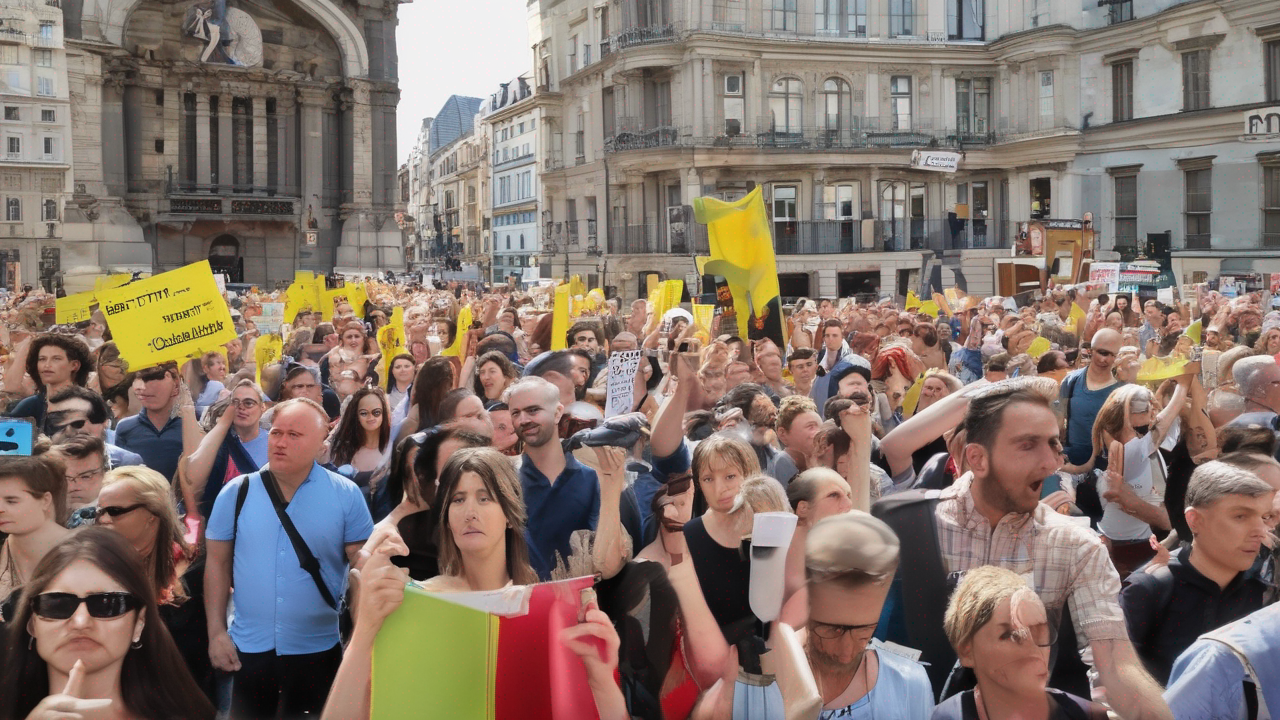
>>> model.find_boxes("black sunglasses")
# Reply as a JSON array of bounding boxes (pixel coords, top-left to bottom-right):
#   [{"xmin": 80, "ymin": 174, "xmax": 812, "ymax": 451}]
[
  {"xmin": 45, "ymin": 418, "xmax": 87, "ymax": 435},
  {"xmin": 92, "ymin": 503, "xmax": 146, "ymax": 519},
  {"xmin": 33, "ymin": 592, "xmax": 142, "ymax": 620}
]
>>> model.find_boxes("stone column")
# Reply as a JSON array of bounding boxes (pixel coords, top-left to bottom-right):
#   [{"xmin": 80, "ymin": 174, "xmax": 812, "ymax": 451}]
[
  {"xmin": 101, "ymin": 80, "xmax": 127, "ymax": 197},
  {"xmin": 278, "ymin": 95, "xmax": 294, "ymax": 195},
  {"xmin": 218, "ymin": 97, "xmax": 233, "ymax": 191},
  {"xmin": 196, "ymin": 94, "xmax": 211, "ymax": 185},
  {"xmin": 252, "ymin": 95, "xmax": 268, "ymax": 189},
  {"xmin": 337, "ymin": 78, "xmax": 404, "ymax": 273},
  {"xmin": 297, "ymin": 85, "xmax": 326, "ymax": 224}
]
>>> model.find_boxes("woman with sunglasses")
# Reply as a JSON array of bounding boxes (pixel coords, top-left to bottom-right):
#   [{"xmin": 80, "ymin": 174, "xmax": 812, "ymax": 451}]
[
  {"xmin": 934, "ymin": 565, "xmax": 1107, "ymax": 720},
  {"xmin": 0, "ymin": 450, "xmax": 71, "ymax": 613},
  {"xmin": 329, "ymin": 387, "xmax": 392, "ymax": 479},
  {"xmin": 0, "ymin": 527, "xmax": 215, "ymax": 720},
  {"xmin": 94, "ymin": 465, "xmax": 213, "ymax": 697}
]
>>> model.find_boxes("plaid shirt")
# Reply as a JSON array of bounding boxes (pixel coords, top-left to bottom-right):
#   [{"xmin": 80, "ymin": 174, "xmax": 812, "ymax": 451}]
[{"xmin": 936, "ymin": 472, "xmax": 1129, "ymax": 647}]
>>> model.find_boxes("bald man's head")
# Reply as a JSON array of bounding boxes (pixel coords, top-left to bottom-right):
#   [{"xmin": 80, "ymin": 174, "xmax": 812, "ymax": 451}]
[
  {"xmin": 268, "ymin": 398, "xmax": 331, "ymax": 478},
  {"xmin": 1090, "ymin": 328, "xmax": 1122, "ymax": 375}
]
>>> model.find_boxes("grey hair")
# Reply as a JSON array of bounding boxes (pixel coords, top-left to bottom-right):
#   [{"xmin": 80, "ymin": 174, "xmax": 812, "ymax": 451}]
[
  {"xmin": 1207, "ymin": 389, "xmax": 1246, "ymax": 413},
  {"xmin": 1233, "ymin": 355, "xmax": 1279, "ymax": 400},
  {"xmin": 805, "ymin": 510, "xmax": 900, "ymax": 587},
  {"xmin": 1185, "ymin": 460, "xmax": 1276, "ymax": 509}
]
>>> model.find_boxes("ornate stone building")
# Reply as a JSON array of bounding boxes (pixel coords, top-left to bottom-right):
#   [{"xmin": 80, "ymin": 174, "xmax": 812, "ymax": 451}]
[{"xmin": 57, "ymin": 0, "xmax": 404, "ymax": 289}]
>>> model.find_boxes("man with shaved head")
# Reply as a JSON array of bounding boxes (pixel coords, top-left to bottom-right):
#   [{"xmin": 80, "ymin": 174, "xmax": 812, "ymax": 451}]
[
  {"xmin": 1062, "ymin": 327, "xmax": 1126, "ymax": 468},
  {"xmin": 204, "ymin": 397, "xmax": 374, "ymax": 717}
]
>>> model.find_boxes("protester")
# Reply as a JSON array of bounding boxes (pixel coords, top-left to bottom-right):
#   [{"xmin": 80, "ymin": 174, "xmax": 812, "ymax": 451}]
[
  {"xmin": 56, "ymin": 435, "xmax": 106, "ymax": 528},
  {"xmin": 1061, "ymin": 328, "xmax": 1124, "ymax": 468},
  {"xmin": 936, "ymin": 565, "xmax": 1108, "ymax": 720},
  {"xmin": 114, "ymin": 362, "xmax": 186, "ymax": 481},
  {"xmin": 329, "ymin": 386, "xmax": 391, "ymax": 476},
  {"xmin": 1163, "ymin": 603, "xmax": 1279, "ymax": 720},
  {"xmin": 45, "ymin": 385, "xmax": 144, "ymax": 467},
  {"xmin": 204, "ymin": 398, "xmax": 374, "ymax": 718},
  {"xmin": 473, "ymin": 350, "xmax": 519, "ymax": 402},
  {"xmin": 1121, "ymin": 460, "xmax": 1274, "ymax": 684},
  {"xmin": 0, "ymin": 448, "xmax": 71, "ymax": 609},
  {"xmin": 384, "ymin": 352, "xmax": 416, "ymax": 410},
  {"xmin": 5, "ymin": 333, "xmax": 93, "ymax": 425},
  {"xmin": 183, "ymin": 380, "xmax": 269, "ymax": 521},
  {"xmin": 0, "ymin": 528, "xmax": 216, "ymax": 720}
]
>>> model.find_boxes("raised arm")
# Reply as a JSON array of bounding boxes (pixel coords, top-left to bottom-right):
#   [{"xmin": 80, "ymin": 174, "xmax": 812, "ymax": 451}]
[
  {"xmin": 651, "ymin": 351, "xmax": 695, "ymax": 459},
  {"xmin": 879, "ymin": 385, "xmax": 977, "ymax": 478},
  {"xmin": 591, "ymin": 446, "xmax": 631, "ymax": 580}
]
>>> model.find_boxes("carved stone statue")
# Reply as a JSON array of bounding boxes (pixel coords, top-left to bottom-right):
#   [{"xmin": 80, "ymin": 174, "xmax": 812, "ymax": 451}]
[{"xmin": 183, "ymin": 0, "xmax": 263, "ymax": 68}]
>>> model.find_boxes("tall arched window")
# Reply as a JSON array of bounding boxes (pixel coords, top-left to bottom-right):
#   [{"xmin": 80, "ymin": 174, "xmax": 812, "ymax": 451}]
[
  {"xmin": 769, "ymin": 78, "xmax": 803, "ymax": 136},
  {"xmin": 820, "ymin": 78, "xmax": 850, "ymax": 144}
]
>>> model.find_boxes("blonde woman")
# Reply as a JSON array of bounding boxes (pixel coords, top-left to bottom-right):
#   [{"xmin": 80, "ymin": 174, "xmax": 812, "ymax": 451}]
[{"xmin": 935, "ymin": 566, "xmax": 1107, "ymax": 720}]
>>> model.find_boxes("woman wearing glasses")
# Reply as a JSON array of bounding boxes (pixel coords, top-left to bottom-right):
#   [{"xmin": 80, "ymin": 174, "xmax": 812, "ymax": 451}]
[
  {"xmin": 934, "ymin": 566, "xmax": 1107, "ymax": 720},
  {"xmin": 0, "ymin": 527, "xmax": 215, "ymax": 719},
  {"xmin": 182, "ymin": 380, "xmax": 269, "ymax": 520},
  {"xmin": 329, "ymin": 386, "xmax": 392, "ymax": 477},
  {"xmin": 94, "ymin": 465, "xmax": 213, "ymax": 698},
  {"xmin": 0, "ymin": 450, "xmax": 71, "ymax": 612}
]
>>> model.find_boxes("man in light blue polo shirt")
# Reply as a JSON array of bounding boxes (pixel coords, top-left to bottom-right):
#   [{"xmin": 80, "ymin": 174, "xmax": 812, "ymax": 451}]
[{"xmin": 204, "ymin": 397, "xmax": 373, "ymax": 719}]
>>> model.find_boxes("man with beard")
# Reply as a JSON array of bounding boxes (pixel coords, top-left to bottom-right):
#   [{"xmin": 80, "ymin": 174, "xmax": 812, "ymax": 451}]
[
  {"xmin": 506, "ymin": 376, "xmax": 630, "ymax": 580},
  {"xmin": 876, "ymin": 378, "xmax": 1172, "ymax": 720},
  {"xmin": 803, "ymin": 511, "xmax": 932, "ymax": 719}
]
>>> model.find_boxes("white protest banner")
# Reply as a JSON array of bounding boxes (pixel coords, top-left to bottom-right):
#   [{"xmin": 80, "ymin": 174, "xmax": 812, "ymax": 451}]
[
  {"xmin": 605, "ymin": 350, "xmax": 643, "ymax": 418},
  {"xmin": 258, "ymin": 302, "xmax": 285, "ymax": 335},
  {"xmin": 214, "ymin": 273, "xmax": 227, "ymax": 295},
  {"xmin": 1089, "ymin": 263, "xmax": 1121, "ymax": 292}
]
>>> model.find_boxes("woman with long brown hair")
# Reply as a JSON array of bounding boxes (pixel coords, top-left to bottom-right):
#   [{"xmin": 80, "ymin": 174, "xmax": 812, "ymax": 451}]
[
  {"xmin": 329, "ymin": 386, "xmax": 391, "ymax": 474},
  {"xmin": 0, "ymin": 450, "xmax": 71, "ymax": 609},
  {"xmin": 393, "ymin": 356, "xmax": 456, "ymax": 444},
  {"xmin": 0, "ymin": 528, "xmax": 215, "ymax": 720}
]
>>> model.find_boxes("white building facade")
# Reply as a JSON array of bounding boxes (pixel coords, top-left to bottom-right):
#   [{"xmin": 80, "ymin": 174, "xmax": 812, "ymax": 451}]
[
  {"xmin": 482, "ymin": 75, "xmax": 544, "ymax": 285},
  {"xmin": 0, "ymin": 0, "xmax": 72, "ymax": 290},
  {"xmin": 528, "ymin": 0, "xmax": 1280, "ymax": 299}
]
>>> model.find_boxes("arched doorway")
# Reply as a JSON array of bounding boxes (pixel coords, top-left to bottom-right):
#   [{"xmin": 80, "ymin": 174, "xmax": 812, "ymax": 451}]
[{"xmin": 208, "ymin": 234, "xmax": 244, "ymax": 283}]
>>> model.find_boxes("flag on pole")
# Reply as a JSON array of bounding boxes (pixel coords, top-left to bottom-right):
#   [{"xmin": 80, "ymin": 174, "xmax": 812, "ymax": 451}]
[{"xmin": 693, "ymin": 187, "xmax": 786, "ymax": 348}]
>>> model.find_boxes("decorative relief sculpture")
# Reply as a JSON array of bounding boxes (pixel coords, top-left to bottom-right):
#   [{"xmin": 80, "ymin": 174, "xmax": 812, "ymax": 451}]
[{"xmin": 183, "ymin": 0, "xmax": 263, "ymax": 68}]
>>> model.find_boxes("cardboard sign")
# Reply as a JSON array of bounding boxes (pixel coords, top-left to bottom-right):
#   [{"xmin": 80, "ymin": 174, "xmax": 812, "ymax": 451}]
[
  {"xmin": 550, "ymin": 284, "xmax": 570, "ymax": 352},
  {"xmin": 257, "ymin": 302, "xmax": 285, "ymax": 335},
  {"xmin": 605, "ymin": 349, "xmax": 642, "ymax": 418},
  {"xmin": 0, "ymin": 418, "xmax": 35, "ymax": 455},
  {"xmin": 254, "ymin": 334, "xmax": 282, "ymax": 388},
  {"xmin": 96, "ymin": 260, "xmax": 237, "ymax": 369},
  {"xmin": 55, "ymin": 289, "xmax": 98, "ymax": 324}
]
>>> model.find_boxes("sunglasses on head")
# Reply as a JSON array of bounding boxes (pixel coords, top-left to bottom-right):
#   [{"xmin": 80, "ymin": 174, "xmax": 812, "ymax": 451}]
[{"xmin": 33, "ymin": 592, "xmax": 142, "ymax": 620}]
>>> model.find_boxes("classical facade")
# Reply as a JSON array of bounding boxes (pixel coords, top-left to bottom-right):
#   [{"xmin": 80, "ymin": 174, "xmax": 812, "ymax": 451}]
[
  {"xmin": 530, "ymin": 0, "xmax": 1280, "ymax": 299},
  {"xmin": 480, "ymin": 73, "xmax": 545, "ymax": 285},
  {"xmin": 0, "ymin": 0, "xmax": 74, "ymax": 290},
  {"xmin": 56, "ymin": 0, "xmax": 404, "ymax": 290}
]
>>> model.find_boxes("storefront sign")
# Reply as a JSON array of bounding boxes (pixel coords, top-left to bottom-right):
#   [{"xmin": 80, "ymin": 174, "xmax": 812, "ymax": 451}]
[{"xmin": 910, "ymin": 150, "xmax": 961, "ymax": 172}]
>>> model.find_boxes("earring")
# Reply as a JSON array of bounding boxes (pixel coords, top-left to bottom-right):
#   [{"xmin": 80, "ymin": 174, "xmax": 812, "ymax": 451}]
[
  {"xmin": 131, "ymin": 638, "xmax": 143, "ymax": 650},
  {"xmin": 28, "ymin": 635, "xmax": 34, "ymax": 650}
]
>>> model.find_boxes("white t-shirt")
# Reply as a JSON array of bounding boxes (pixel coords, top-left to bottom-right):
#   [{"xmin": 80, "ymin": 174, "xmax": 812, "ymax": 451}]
[{"xmin": 1099, "ymin": 433, "xmax": 1166, "ymax": 542}]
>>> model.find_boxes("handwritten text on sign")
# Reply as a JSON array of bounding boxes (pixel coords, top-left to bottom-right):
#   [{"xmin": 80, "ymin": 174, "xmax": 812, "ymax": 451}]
[
  {"xmin": 605, "ymin": 350, "xmax": 643, "ymax": 418},
  {"xmin": 96, "ymin": 260, "xmax": 237, "ymax": 369}
]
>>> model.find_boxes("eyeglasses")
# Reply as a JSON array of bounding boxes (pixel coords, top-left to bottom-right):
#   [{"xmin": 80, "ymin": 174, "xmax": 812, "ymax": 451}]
[
  {"xmin": 33, "ymin": 592, "xmax": 142, "ymax": 620},
  {"xmin": 230, "ymin": 398, "xmax": 261, "ymax": 409},
  {"xmin": 47, "ymin": 418, "xmax": 87, "ymax": 435},
  {"xmin": 809, "ymin": 620, "xmax": 878, "ymax": 641},
  {"xmin": 93, "ymin": 503, "xmax": 146, "ymax": 518},
  {"xmin": 65, "ymin": 467, "xmax": 105, "ymax": 484},
  {"xmin": 999, "ymin": 621, "xmax": 1058, "ymax": 648}
]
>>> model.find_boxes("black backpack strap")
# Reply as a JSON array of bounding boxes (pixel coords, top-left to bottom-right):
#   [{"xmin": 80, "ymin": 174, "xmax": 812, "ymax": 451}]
[
  {"xmin": 1245, "ymin": 681, "xmax": 1258, "ymax": 720},
  {"xmin": 872, "ymin": 489, "xmax": 950, "ymax": 698},
  {"xmin": 258, "ymin": 469, "xmax": 339, "ymax": 611}
]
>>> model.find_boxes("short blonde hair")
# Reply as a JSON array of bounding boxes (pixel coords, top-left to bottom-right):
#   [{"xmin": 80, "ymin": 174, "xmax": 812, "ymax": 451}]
[
  {"xmin": 943, "ymin": 565, "xmax": 1035, "ymax": 652},
  {"xmin": 101, "ymin": 465, "xmax": 190, "ymax": 601},
  {"xmin": 691, "ymin": 433, "xmax": 761, "ymax": 485},
  {"xmin": 730, "ymin": 474, "xmax": 790, "ymax": 517}
]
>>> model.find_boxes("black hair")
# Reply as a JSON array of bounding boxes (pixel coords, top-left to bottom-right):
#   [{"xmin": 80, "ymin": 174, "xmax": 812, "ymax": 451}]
[
  {"xmin": 25, "ymin": 334, "xmax": 93, "ymax": 392},
  {"xmin": 47, "ymin": 385, "xmax": 110, "ymax": 425}
]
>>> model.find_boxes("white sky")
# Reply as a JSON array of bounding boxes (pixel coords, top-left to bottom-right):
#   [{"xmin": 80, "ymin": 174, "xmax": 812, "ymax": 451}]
[{"xmin": 396, "ymin": 0, "xmax": 532, "ymax": 162}]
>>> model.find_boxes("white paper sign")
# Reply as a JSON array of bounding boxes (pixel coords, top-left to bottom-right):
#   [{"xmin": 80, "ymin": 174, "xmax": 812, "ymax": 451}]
[
  {"xmin": 214, "ymin": 273, "xmax": 227, "ymax": 294},
  {"xmin": 258, "ymin": 302, "xmax": 285, "ymax": 335},
  {"xmin": 605, "ymin": 350, "xmax": 643, "ymax": 418},
  {"xmin": 1156, "ymin": 287, "xmax": 1175, "ymax": 306}
]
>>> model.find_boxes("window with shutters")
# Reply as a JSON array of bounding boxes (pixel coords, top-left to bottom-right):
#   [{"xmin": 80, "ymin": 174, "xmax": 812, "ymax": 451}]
[
  {"xmin": 40, "ymin": 109, "xmax": 54, "ymax": 123},
  {"xmin": 1184, "ymin": 167, "xmax": 1211, "ymax": 249},
  {"xmin": 37, "ymin": 76, "xmax": 54, "ymax": 97},
  {"xmin": 1264, "ymin": 161, "xmax": 1280, "ymax": 248},
  {"xmin": 1182, "ymin": 50, "xmax": 1210, "ymax": 111},
  {"xmin": 231, "ymin": 98, "xmax": 252, "ymax": 190},
  {"xmin": 891, "ymin": 76, "xmax": 912, "ymax": 131},
  {"xmin": 1113, "ymin": 62, "xmax": 1133, "ymax": 122},
  {"xmin": 1114, "ymin": 174, "xmax": 1137, "ymax": 252}
]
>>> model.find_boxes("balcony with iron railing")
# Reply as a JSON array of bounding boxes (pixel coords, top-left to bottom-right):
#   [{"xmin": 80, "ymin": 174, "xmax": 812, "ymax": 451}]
[
  {"xmin": 607, "ymin": 22, "xmax": 683, "ymax": 53},
  {"xmin": 607, "ymin": 222, "xmax": 710, "ymax": 255},
  {"xmin": 604, "ymin": 115, "xmax": 1074, "ymax": 155}
]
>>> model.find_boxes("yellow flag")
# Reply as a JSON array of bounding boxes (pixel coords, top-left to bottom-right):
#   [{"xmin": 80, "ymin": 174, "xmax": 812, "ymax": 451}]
[
  {"xmin": 1137, "ymin": 356, "xmax": 1190, "ymax": 383},
  {"xmin": 692, "ymin": 187, "xmax": 786, "ymax": 347},
  {"xmin": 284, "ymin": 276, "xmax": 321, "ymax": 324},
  {"xmin": 96, "ymin": 260, "xmax": 236, "ymax": 369},
  {"xmin": 56, "ymin": 290, "xmax": 98, "ymax": 324},
  {"xmin": 1183, "ymin": 319, "xmax": 1202, "ymax": 345},
  {"xmin": 550, "ymin": 284, "xmax": 570, "ymax": 351},
  {"xmin": 691, "ymin": 303, "xmax": 715, "ymax": 332},
  {"xmin": 441, "ymin": 305, "xmax": 472, "ymax": 357},
  {"xmin": 901, "ymin": 373, "xmax": 925, "ymax": 418},
  {"xmin": 905, "ymin": 291, "xmax": 922, "ymax": 311},
  {"xmin": 660, "ymin": 280, "xmax": 684, "ymax": 319},
  {"xmin": 255, "ymin": 334, "xmax": 283, "ymax": 388},
  {"xmin": 569, "ymin": 275, "xmax": 586, "ymax": 300},
  {"xmin": 377, "ymin": 307, "xmax": 406, "ymax": 381},
  {"xmin": 347, "ymin": 283, "xmax": 368, "ymax": 319},
  {"xmin": 918, "ymin": 300, "xmax": 940, "ymax": 318}
]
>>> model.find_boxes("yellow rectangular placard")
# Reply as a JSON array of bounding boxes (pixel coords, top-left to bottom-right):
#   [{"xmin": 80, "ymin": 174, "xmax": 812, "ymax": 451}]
[
  {"xmin": 55, "ymin": 290, "xmax": 98, "ymax": 324},
  {"xmin": 254, "ymin": 334, "xmax": 283, "ymax": 388},
  {"xmin": 550, "ymin": 284, "xmax": 570, "ymax": 351},
  {"xmin": 376, "ymin": 307, "xmax": 405, "ymax": 381},
  {"xmin": 97, "ymin": 260, "xmax": 237, "ymax": 370},
  {"xmin": 94, "ymin": 274, "xmax": 132, "ymax": 293}
]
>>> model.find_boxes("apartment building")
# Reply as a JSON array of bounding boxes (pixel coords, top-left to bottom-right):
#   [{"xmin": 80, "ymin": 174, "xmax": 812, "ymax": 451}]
[
  {"xmin": 0, "ymin": 0, "xmax": 71, "ymax": 290},
  {"xmin": 427, "ymin": 95, "xmax": 487, "ymax": 273},
  {"xmin": 481, "ymin": 74, "xmax": 548, "ymax": 285},
  {"xmin": 531, "ymin": 0, "xmax": 1280, "ymax": 299},
  {"xmin": 406, "ymin": 117, "xmax": 433, "ymax": 267}
]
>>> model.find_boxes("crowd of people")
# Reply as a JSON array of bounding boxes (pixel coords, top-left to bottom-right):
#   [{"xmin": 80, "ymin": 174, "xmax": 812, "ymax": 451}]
[{"xmin": 0, "ymin": 276, "xmax": 1276, "ymax": 720}]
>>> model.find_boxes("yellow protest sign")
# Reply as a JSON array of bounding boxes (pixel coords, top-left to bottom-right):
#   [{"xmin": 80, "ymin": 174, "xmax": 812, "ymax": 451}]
[
  {"xmin": 347, "ymin": 283, "xmax": 368, "ymax": 319},
  {"xmin": 96, "ymin": 260, "xmax": 236, "ymax": 370},
  {"xmin": 917, "ymin": 300, "xmax": 940, "ymax": 318},
  {"xmin": 905, "ymin": 291, "xmax": 921, "ymax": 311},
  {"xmin": 1026, "ymin": 336, "xmax": 1051, "ymax": 359},
  {"xmin": 56, "ymin": 290, "xmax": 98, "ymax": 324},
  {"xmin": 255, "ymin": 334, "xmax": 283, "ymax": 388},
  {"xmin": 658, "ymin": 280, "xmax": 683, "ymax": 319},
  {"xmin": 441, "ymin": 304, "xmax": 472, "ymax": 357},
  {"xmin": 550, "ymin": 284, "xmax": 571, "ymax": 351},
  {"xmin": 377, "ymin": 307, "xmax": 406, "ymax": 381},
  {"xmin": 901, "ymin": 373, "xmax": 925, "ymax": 418},
  {"xmin": 1137, "ymin": 356, "xmax": 1192, "ymax": 383},
  {"xmin": 95, "ymin": 274, "xmax": 132, "ymax": 293},
  {"xmin": 691, "ymin": 303, "xmax": 715, "ymax": 332},
  {"xmin": 569, "ymin": 275, "xmax": 586, "ymax": 300},
  {"xmin": 284, "ymin": 275, "xmax": 321, "ymax": 324}
]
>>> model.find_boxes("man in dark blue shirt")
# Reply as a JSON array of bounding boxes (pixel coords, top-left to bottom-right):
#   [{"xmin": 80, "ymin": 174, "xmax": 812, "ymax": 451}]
[
  {"xmin": 508, "ymin": 376, "xmax": 628, "ymax": 580},
  {"xmin": 115, "ymin": 362, "xmax": 185, "ymax": 481}
]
